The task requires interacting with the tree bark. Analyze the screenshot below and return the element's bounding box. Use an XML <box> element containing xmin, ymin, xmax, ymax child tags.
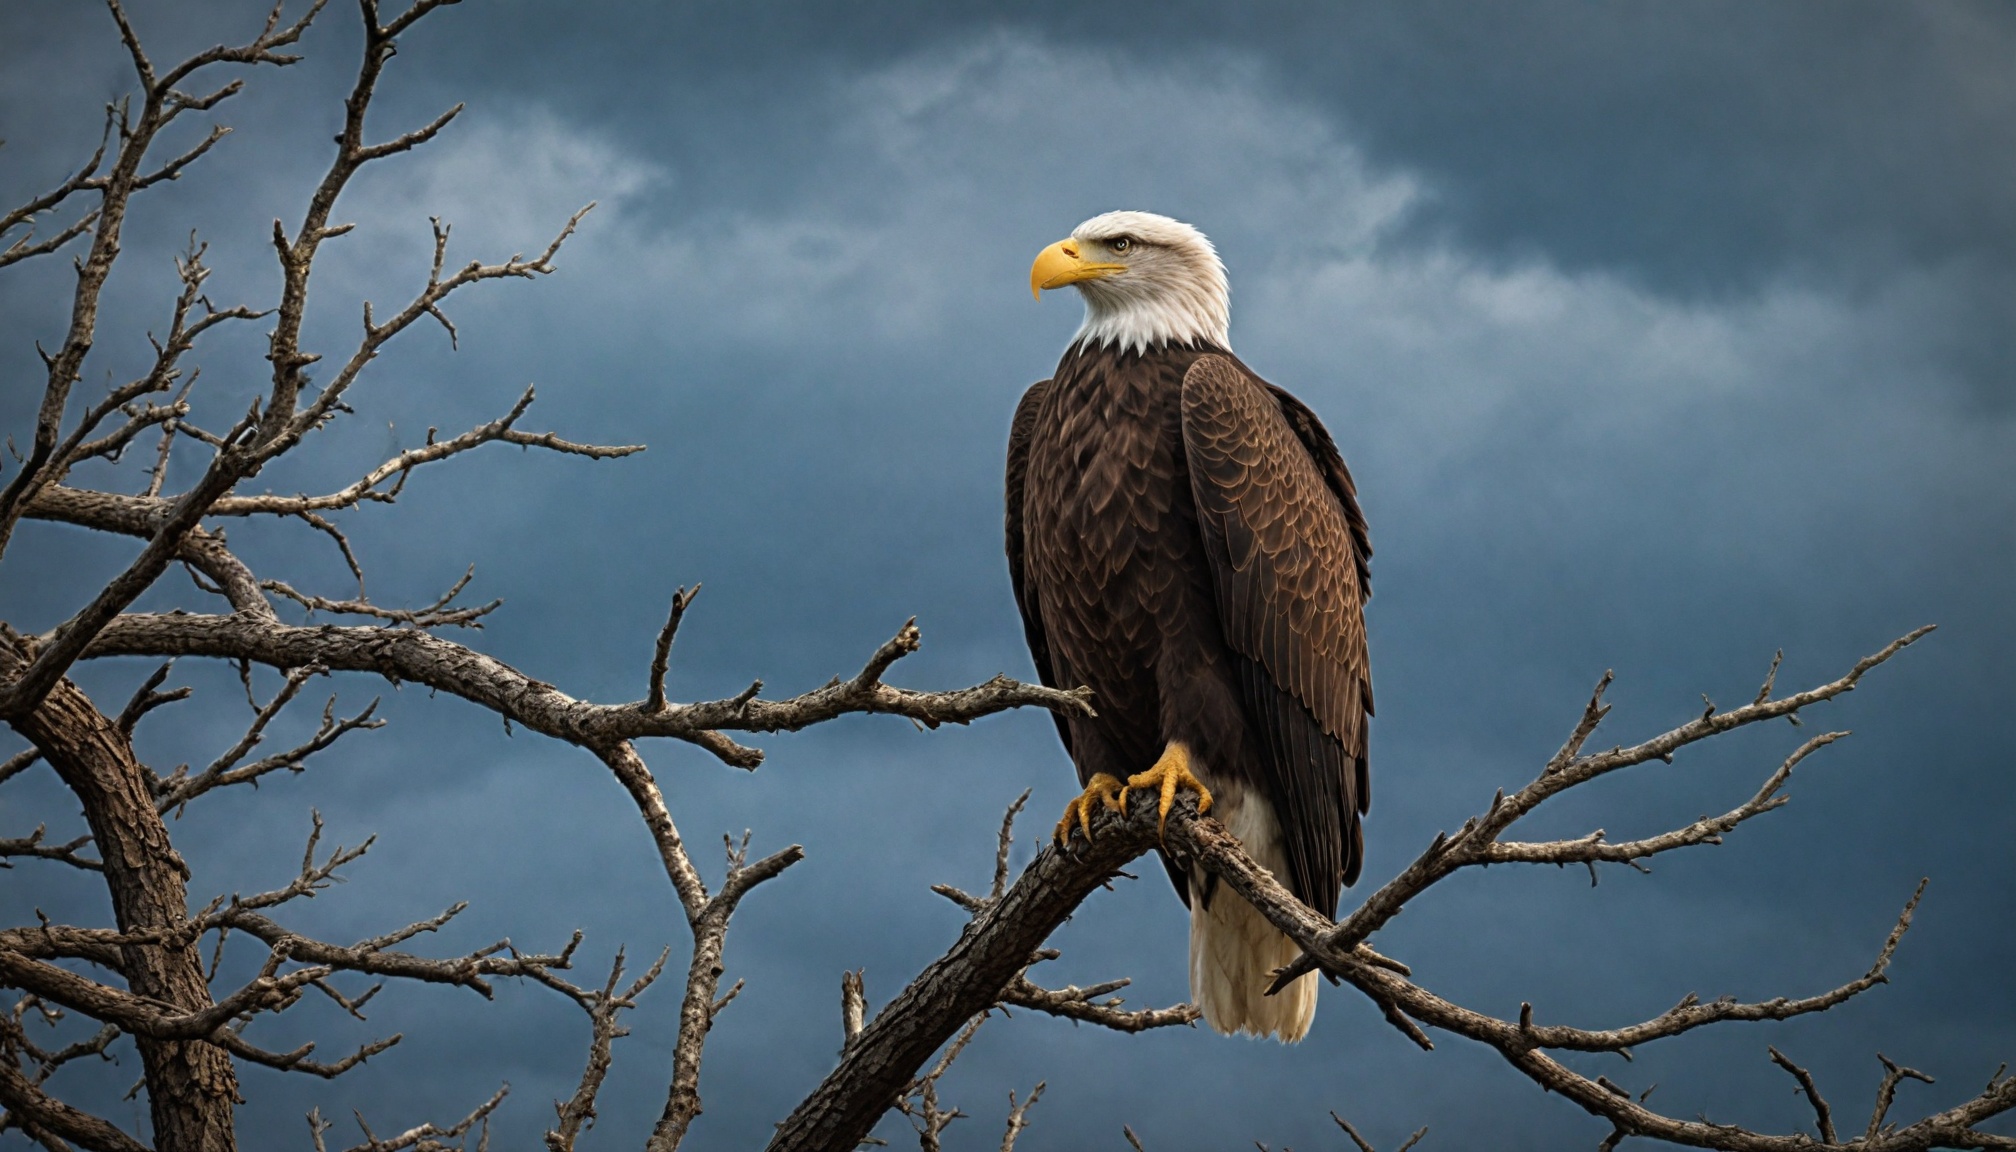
<box><xmin>764</xmin><ymin>816</ymin><xmax>1160</xmax><ymax>1152</ymax></box>
<box><xmin>3</xmin><ymin>639</ymin><xmax>238</xmax><ymax>1152</ymax></box>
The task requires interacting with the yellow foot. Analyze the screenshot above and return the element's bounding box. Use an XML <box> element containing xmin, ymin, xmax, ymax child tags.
<box><xmin>1054</xmin><ymin>773</ymin><xmax>1126</xmax><ymax>846</ymax></box>
<box><xmin>1120</xmin><ymin>742</ymin><xmax>1214</xmax><ymax>837</ymax></box>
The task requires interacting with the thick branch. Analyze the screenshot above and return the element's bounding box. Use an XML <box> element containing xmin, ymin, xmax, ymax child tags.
<box><xmin>0</xmin><ymin>945</ymin><xmax>313</xmax><ymax>1041</ymax></box>
<box><xmin>0</xmin><ymin>924</ymin><xmax>128</xmax><ymax>971</ymax></box>
<box><xmin>1160</xmin><ymin>800</ymin><xmax>2012</xmax><ymax>1151</ymax></box>
<box><xmin>23</xmin><ymin>486</ymin><xmax>273</xmax><ymax>617</ymax></box>
<box><xmin>0</xmin><ymin>1054</ymin><xmax>151</xmax><ymax>1152</ymax></box>
<box><xmin>1</xmin><ymin>637</ymin><xmax>237</xmax><ymax>1150</ymax></box>
<box><xmin>766</xmin><ymin>794</ymin><xmax>1170</xmax><ymax>1152</ymax></box>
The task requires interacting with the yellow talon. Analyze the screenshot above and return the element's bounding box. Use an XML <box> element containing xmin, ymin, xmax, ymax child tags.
<box><xmin>1120</xmin><ymin>742</ymin><xmax>1213</xmax><ymax>838</ymax></box>
<box><xmin>1053</xmin><ymin>773</ymin><xmax>1126</xmax><ymax>846</ymax></box>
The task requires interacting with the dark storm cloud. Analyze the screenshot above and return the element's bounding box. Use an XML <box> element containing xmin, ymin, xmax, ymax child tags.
<box><xmin>425</xmin><ymin>2</ymin><xmax>2016</xmax><ymax>282</ymax></box>
<box><xmin>2</xmin><ymin>3</ymin><xmax>2012</xmax><ymax>1150</ymax></box>
<box><xmin>419</xmin><ymin>0</ymin><xmax>2016</xmax><ymax>400</ymax></box>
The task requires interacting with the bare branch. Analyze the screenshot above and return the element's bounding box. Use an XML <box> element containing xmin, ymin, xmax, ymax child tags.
<box><xmin>257</xmin><ymin>0</ymin><xmax>464</xmax><ymax>449</ymax></box>
<box><xmin>260</xmin><ymin>203</ymin><xmax>597</xmax><ymax>461</ymax></box>
<box><xmin>264</xmin><ymin>568</ymin><xmax>501</xmax><ymax>629</ymax></box>
<box><xmin>1156</xmin><ymin>801</ymin><xmax>2015</xmax><ymax>1152</ymax></box>
<box><xmin>998</xmin><ymin>973</ymin><xmax>1199</xmax><ymax>1034</ymax></box>
<box><xmin>7</xmin><ymin>1015</ymin><xmax>123</xmax><ymax>1083</ymax></box>
<box><xmin>126</xmin><ymin>123</ymin><xmax>231</xmax><ymax>192</ymax></box>
<box><xmin>771</xmin><ymin>633</ymin><xmax>1993</xmax><ymax>1152</ymax></box>
<box><xmin>83</xmin><ymin>613</ymin><xmax>1094</xmax><ymax>769</ymax></box>
<box><xmin>1867</xmin><ymin>1053</ymin><xmax>1937</xmax><ymax>1142</ymax></box>
<box><xmin>23</xmin><ymin>486</ymin><xmax>275</xmax><ymax>617</ymax></box>
<box><xmin>0</xmin><ymin>0</ymin><xmax>314</xmax><ymax>561</ymax></box>
<box><xmin>0</xmin><ymin>826</ymin><xmax>102</xmax><ymax>872</ymax></box>
<box><xmin>1331</xmin><ymin>1113</ymin><xmax>1427</xmax><ymax>1152</ymax></box>
<box><xmin>0</xmin><ymin>1052</ymin><xmax>150</xmax><ymax>1152</ymax></box>
<box><xmin>0</xmin><ymin>207</ymin><xmax>100</xmax><ymax>269</ymax></box>
<box><xmin>646</xmin><ymin>822</ymin><xmax>805</xmax><ymax>1152</ymax></box>
<box><xmin>158</xmin><ymin>693</ymin><xmax>384</xmax><ymax>813</ymax></box>
<box><xmin>0</xmin><ymin>116</ymin><xmax>111</xmax><ymax>268</ymax></box>
<box><xmin>768</xmin><ymin>791</ymin><xmax>1177</xmax><ymax>1151</ymax></box>
<box><xmin>1544</xmin><ymin>670</ymin><xmax>1614</xmax><ymax>774</ymax></box>
<box><xmin>0</xmin><ymin>431</ymin><xmax>271</xmax><ymax>713</ymax></box>
<box><xmin>934</xmin><ymin>790</ymin><xmax>1030</xmax><ymax>914</ymax></box>
<box><xmin>213</xmin><ymin>1027</ymin><xmax>401</xmax><ymax>1079</ymax></box>
<box><xmin>1</xmin><ymin>901</ymin><xmax>579</xmax><ymax>1045</ymax></box>
<box><xmin>313</xmin><ymin>1082</ymin><xmax>507</xmax><ymax>1152</ymax></box>
<box><xmin>854</xmin><ymin>619</ymin><xmax>921</xmax><ymax>690</ymax></box>
<box><xmin>997</xmin><ymin>1082</ymin><xmax>1044</xmax><ymax>1152</ymax></box>
<box><xmin>0</xmin><ymin>944</ymin><xmax>302</xmax><ymax>1042</ymax></box>
<box><xmin>216</xmin><ymin>908</ymin><xmax>581</xmax><ymax>999</ymax></box>
<box><xmin>0</xmin><ymin>2</ymin><xmax>601</xmax><ymax>716</ymax></box>
<box><xmin>1434</xmin><ymin>878</ymin><xmax>1927</xmax><ymax>1057</ymax></box>
<box><xmin>112</xmin><ymin>660</ymin><xmax>190</xmax><ymax>735</ymax></box>
<box><xmin>0</xmin><ymin>924</ymin><xmax>128</xmax><ymax>972</ymax></box>
<box><xmin>992</xmin><ymin>790</ymin><xmax>1028</xmax><ymax>903</ymax></box>
<box><xmin>156</xmin><ymin>661</ymin><xmax>312</xmax><ymax>790</ymax></box>
<box><xmin>1273</xmin><ymin>630</ymin><xmax>1932</xmax><ymax>991</ymax></box>
<box><xmin>212</xmin><ymin>385</ymin><xmax>641</xmax><ymax>520</ymax></box>
<box><xmin>538</xmin><ymin>947</ymin><xmax>672</xmax><ymax>1152</ymax></box>
<box><xmin>0</xmin><ymin>747</ymin><xmax>42</xmax><ymax>786</ymax></box>
<box><xmin>648</xmin><ymin>585</ymin><xmax>701</xmax><ymax>713</ymax></box>
<box><xmin>892</xmin><ymin>1013</ymin><xmax>987</xmax><ymax>1152</ymax></box>
<box><xmin>594</xmin><ymin>742</ymin><xmax>712</xmax><ymax>918</ymax></box>
<box><xmin>841</xmin><ymin>970</ymin><xmax>866</xmax><ymax>1048</ymax></box>
<box><xmin>1767</xmin><ymin>1046</ymin><xmax>1836</xmax><ymax>1144</ymax></box>
<box><xmin>1484</xmin><ymin>731</ymin><xmax>1849</xmax><ymax>875</ymax></box>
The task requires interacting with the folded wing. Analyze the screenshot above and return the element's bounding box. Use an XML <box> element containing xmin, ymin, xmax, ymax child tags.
<box><xmin>1181</xmin><ymin>354</ymin><xmax>1373</xmax><ymax>914</ymax></box>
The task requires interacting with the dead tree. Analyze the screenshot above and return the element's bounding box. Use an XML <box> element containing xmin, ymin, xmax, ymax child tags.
<box><xmin>0</xmin><ymin>5</ymin><xmax>2007</xmax><ymax>1152</ymax></box>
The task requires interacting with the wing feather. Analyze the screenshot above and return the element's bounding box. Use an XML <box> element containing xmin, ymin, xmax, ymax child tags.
<box><xmin>1006</xmin><ymin>379</ymin><xmax>1073</xmax><ymax>755</ymax></box>
<box><xmin>1182</xmin><ymin>355</ymin><xmax>1372</xmax><ymax>912</ymax></box>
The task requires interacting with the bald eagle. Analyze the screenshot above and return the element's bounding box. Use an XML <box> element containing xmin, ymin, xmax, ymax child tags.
<box><xmin>1008</xmin><ymin>211</ymin><xmax>1372</xmax><ymax>1042</ymax></box>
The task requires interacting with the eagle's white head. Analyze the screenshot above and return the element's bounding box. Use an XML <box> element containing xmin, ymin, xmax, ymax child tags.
<box><xmin>1030</xmin><ymin>210</ymin><xmax>1230</xmax><ymax>356</ymax></box>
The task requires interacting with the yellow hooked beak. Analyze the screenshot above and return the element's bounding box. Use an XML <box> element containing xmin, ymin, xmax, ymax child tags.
<box><xmin>1030</xmin><ymin>238</ymin><xmax>1126</xmax><ymax>299</ymax></box>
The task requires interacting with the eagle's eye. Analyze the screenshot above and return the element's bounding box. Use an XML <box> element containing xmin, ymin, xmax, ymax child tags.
<box><xmin>1109</xmin><ymin>237</ymin><xmax>1133</xmax><ymax>254</ymax></box>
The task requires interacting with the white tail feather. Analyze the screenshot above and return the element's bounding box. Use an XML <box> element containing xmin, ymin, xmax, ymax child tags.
<box><xmin>1188</xmin><ymin>792</ymin><xmax>1318</xmax><ymax>1042</ymax></box>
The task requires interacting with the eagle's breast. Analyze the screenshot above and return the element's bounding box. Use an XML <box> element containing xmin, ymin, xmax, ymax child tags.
<box><xmin>1021</xmin><ymin>340</ymin><xmax>1221</xmax><ymax>775</ymax></box>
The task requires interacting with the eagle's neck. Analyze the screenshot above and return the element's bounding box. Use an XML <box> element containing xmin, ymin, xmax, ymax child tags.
<box><xmin>1073</xmin><ymin>276</ymin><xmax>1230</xmax><ymax>357</ymax></box>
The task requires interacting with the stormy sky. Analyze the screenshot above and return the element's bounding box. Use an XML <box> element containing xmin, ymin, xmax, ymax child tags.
<box><xmin>2</xmin><ymin>2</ymin><xmax>2012</xmax><ymax>1148</ymax></box>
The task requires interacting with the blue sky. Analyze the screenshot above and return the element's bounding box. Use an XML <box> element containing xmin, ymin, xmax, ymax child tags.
<box><xmin>2</xmin><ymin>3</ymin><xmax>2012</xmax><ymax>1148</ymax></box>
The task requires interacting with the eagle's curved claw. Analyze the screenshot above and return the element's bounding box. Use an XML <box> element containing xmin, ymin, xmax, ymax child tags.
<box><xmin>1121</xmin><ymin>742</ymin><xmax>1213</xmax><ymax>839</ymax></box>
<box><xmin>1053</xmin><ymin>773</ymin><xmax>1126</xmax><ymax>846</ymax></box>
